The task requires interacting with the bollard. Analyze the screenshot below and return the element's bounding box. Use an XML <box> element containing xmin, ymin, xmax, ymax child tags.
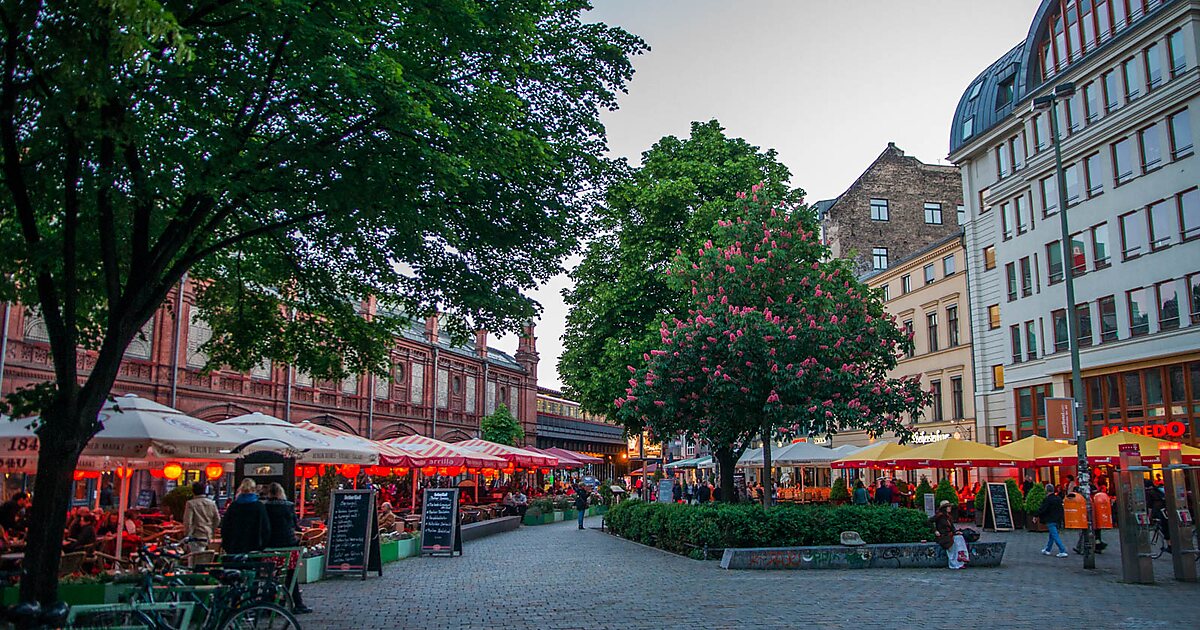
<box><xmin>1160</xmin><ymin>446</ymin><xmax>1197</xmax><ymax>582</ymax></box>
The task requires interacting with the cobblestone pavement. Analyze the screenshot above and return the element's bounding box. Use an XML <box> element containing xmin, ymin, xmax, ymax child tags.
<box><xmin>303</xmin><ymin>516</ymin><xmax>1200</xmax><ymax>630</ymax></box>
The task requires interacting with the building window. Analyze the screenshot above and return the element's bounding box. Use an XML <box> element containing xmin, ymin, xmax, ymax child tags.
<box><xmin>1189</xmin><ymin>273</ymin><xmax>1200</xmax><ymax>324</ymax></box>
<box><xmin>1102</xmin><ymin>70</ymin><xmax>1120</xmax><ymax>113</ymax></box>
<box><xmin>983</xmin><ymin>245</ymin><xmax>996</xmax><ymax>271</ymax></box>
<box><xmin>1145</xmin><ymin>43</ymin><xmax>1163</xmax><ymax>91</ymax></box>
<box><xmin>923</xmin><ymin>264</ymin><xmax>936</xmax><ymax>285</ymax></box>
<box><xmin>1139</xmin><ymin>123</ymin><xmax>1163</xmax><ymax>172</ymax></box>
<box><xmin>872</xmin><ymin>247</ymin><xmax>889</xmax><ymax>270</ymax></box>
<box><xmin>880</xmin><ymin>283</ymin><xmax>890</xmax><ymax>301</ymax></box>
<box><xmin>870</xmin><ymin>198</ymin><xmax>889</xmax><ymax>221</ymax></box>
<box><xmin>903</xmin><ymin>320</ymin><xmax>915</xmax><ymax>359</ymax></box>
<box><xmin>1015</xmin><ymin>384</ymin><xmax>1052</xmax><ymax>439</ymax></box>
<box><xmin>1015</xmin><ymin>195</ymin><xmax>1030</xmax><ymax>233</ymax></box>
<box><xmin>947</xmin><ymin>305</ymin><xmax>960</xmax><ymax>348</ymax></box>
<box><xmin>1052</xmin><ymin>308</ymin><xmax>1069</xmax><ymax>353</ymax></box>
<box><xmin>1001</xmin><ymin>201</ymin><xmax>1013</xmax><ymax>240</ymax></box>
<box><xmin>1112</xmin><ymin>137</ymin><xmax>1135</xmax><ymax>184</ymax></box>
<box><xmin>1046</xmin><ymin>242</ymin><xmax>1064</xmax><ymax>284</ymax></box>
<box><xmin>1098</xmin><ymin>295</ymin><xmax>1118</xmax><ymax>342</ymax></box>
<box><xmin>1084</xmin><ymin>152</ymin><xmax>1103</xmax><ymax>197</ymax></box>
<box><xmin>943</xmin><ymin>254</ymin><xmax>955</xmax><ymax>276</ymax></box>
<box><xmin>1082</xmin><ymin>81</ymin><xmax>1099</xmax><ymax>123</ymax></box>
<box><xmin>1070</xmin><ymin>232</ymin><xmax>1087</xmax><ymax>276</ymax></box>
<box><xmin>1034</xmin><ymin>113</ymin><xmax>1049</xmax><ymax>151</ymax></box>
<box><xmin>1040</xmin><ymin>175</ymin><xmax>1058</xmax><ymax>216</ymax></box>
<box><xmin>1076</xmin><ymin>303</ymin><xmax>1093</xmax><ymax>348</ymax></box>
<box><xmin>988</xmin><ymin>304</ymin><xmax>1001</xmax><ymax>329</ymax></box>
<box><xmin>1091</xmin><ymin>223</ymin><xmax>1110</xmax><ymax>268</ymax></box>
<box><xmin>924</xmin><ymin>203</ymin><xmax>943</xmax><ymax>225</ymax></box>
<box><xmin>1064</xmin><ymin>163</ymin><xmax>1081</xmax><ymax>205</ymax></box>
<box><xmin>1024</xmin><ymin>320</ymin><xmax>1038</xmax><ymax>361</ymax></box>
<box><xmin>957</xmin><ymin>205</ymin><xmax>966</xmax><ymax>225</ymax></box>
<box><xmin>1148</xmin><ymin>199</ymin><xmax>1175</xmax><ymax>250</ymax></box>
<box><xmin>1010</xmin><ymin>325</ymin><xmax>1023</xmax><ymax>364</ymax></box>
<box><xmin>1006</xmin><ymin>263</ymin><xmax>1018</xmax><ymax>302</ymax></box>
<box><xmin>927</xmin><ymin>312</ymin><xmax>939</xmax><ymax>353</ymax></box>
<box><xmin>1122</xmin><ymin>56</ymin><xmax>1142</xmax><ymax>101</ymax></box>
<box><xmin>951</xmin><ymin>377</ymin><xmax>964</xmax><ymax>420</ymax></box>
<box><xmin>1120</xmin><ymin>210</ymin><xmax>1148</xmax><ymax>259</ymax></box>
<box><xmin>1127</xmin><ymin>287</ymin><xmax>1151</xmax><ymax>337</ymax></box>
<box><xmin>930</xmin><ymin>380</ymin><xmax>944</xmax><ymax>423</ymax></box>
<box><xmin>996</xmin><ymin>145</ymin><xmax>1010</xmax><ymax>178</ymax></box>
<box><xmin>1168</xmin><ymin>29</ymin><xmax>1186</xmax><ymax>78</ymax></box>
<box><xmin>1157</xmin><ymin>280</ymin><xmax>1180</xmax><ymax>331</ymax></box>
<box><xmin>1180</xmin><ymin>188</ymin><xmax>1200</xmax><ymax>242</ymax></box>
<box><xmin>1019</xmin><ymin>257</ymin><xmax>1033</xmax><ymax>297</ymax></box>
<box><xmin>901</xmin><ymin>274</ymin><xmax>911</xmax><ymax>294</ymax></box>
<box><xmin>1012</xmin><ymin>134</ymin><xmax>1025</xmax><ymax>171</ymax></box>
<box><xmin>1169</xmin><ymin>109</ymin><xmax>1193</xmax><ymax>160</ymax></box>
<box><xmin>992</xmin><ymin>365</ymin><xmax>1005</xmax><ymax>390</ymax></box>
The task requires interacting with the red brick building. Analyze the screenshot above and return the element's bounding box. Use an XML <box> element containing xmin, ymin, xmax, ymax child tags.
<box><xmin>0</xmin><ymin>281</ymin><xmax>540</xmax><ymax>443</ymax></box>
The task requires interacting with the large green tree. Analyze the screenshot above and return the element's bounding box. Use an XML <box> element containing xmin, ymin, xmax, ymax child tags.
<box><xmin>559</xmin><ymin>120</ymin><xmax>799</xmax><ymax>419</ymax></box>
<box><xmin>480</xmin><ymin>403</ymin><xmax>524</xmax><ymax>447</ymax></box>
<box><xmin>615</xmin><ymin>187</ymin><xmax>929</xmax><ymax>503</ymax></box>
<box><xmin>0</xmin><ymin>0</ymin><xmax>644</xmax><ymax>602</ymax></box>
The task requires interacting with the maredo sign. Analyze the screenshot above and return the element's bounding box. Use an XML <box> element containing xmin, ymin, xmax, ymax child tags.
<box><xmin>1101</xmin><ymin>421</ymin><xmax>1188</xmax><ymax>439</ymax></box>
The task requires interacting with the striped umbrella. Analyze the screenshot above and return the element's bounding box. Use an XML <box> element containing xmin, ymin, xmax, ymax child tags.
<box><xmin>454</xmin><ymin>438</ymin><xmax>557</xmax><ymax>468</ymax></box>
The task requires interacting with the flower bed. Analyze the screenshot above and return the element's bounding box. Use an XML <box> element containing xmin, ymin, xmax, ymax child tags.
<box><xmin>605</xmin><ymin>500</ymin><xmax>934</xmax><ymax>559</ymax></box>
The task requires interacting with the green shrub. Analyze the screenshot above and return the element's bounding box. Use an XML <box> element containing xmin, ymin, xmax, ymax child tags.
<box><xmin>974</xmin><ymin>488</ymin><xmax>987</xmax><ymax>511</ymax></box>
<box><xmin>913</xmin><ymin>477</ymin><xmax>933</xmax><ymax>509</ymax></box>
<box><xmin>933</xmin><ymin>478</ymin><xmax>959</xmax><ymax>510</ymax></box>
<box><xmin>161</xmin><ymin>485</ymin><xmax>194</xmax><ymax>521</ymax></box>
<box><xmin>829</xmin><ymin>477</ymin><xmax>849</xmax><ymax>503</ymax></box>
<box><xmin>1023</xmin><ymin>482</ymin><xmax>1047</xmax><ymax>516</ymax></box>
<box><xmin>1004</xmin><ymin>478</ymin><xmax>1024</xmax><ymax>512</ymax></box>
<box><xmin>604</xmin><ymin>500</ymin><xmax>933</xmax><ymax>557</ymax></box>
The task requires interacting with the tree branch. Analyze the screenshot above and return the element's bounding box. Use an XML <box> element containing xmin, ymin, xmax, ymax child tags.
<box><xmin>123</xmin><ymin>139</ymin><xmax>152</xmax><ymax>267</ymax></box>
<box><xmin>180</xmin><ymin>208</ymin><xmax>329</xmax><ymax>271</ymax></box>
<box><xmin>96</xmin><ymin>122</ymin><xmax>122</xmax><ymax>306</ymax></box>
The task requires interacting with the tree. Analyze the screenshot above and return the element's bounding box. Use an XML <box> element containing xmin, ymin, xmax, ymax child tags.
<box><xmin>560</xmin><ymin>120</ymin><xmax>800</xmax><ymax>418</ymax></box>
<box><xmin>615</xmin><ymin>186</ymin><xmax>929</xmax><ymax>504</ymax></box>
<box><xmin>0</xmin><ymin>1</ymin><xmax>644</xmax><ymax>602</ymax></box>
<box><xmin>480</xmin><ymin>403</ymin><xmax>524</xmax><ymax>447</ymax></box>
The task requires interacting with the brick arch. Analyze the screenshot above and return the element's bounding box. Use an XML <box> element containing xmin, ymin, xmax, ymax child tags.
<box><xmin>440</xmin><ymin>428</ymin><xmax>473</xmax><ymax>443</ymax></box>
<box><xmin>189</xmin><ymin>402</ymin><xmax>256</xmax><ymax>422</ymax></box>
<box><xmin>375</xmin><ymin>422</ymin><xmax>420</xmax><ymax>441</ymax></box>
<box><xmin>301</xmin><ymin>414</ymin><xmax>359</xmax><ymax>436</ymax></box>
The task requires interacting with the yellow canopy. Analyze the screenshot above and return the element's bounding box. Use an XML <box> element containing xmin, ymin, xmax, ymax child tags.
<box><xmin>996</xmin><ymin>435</ymin><xmax>1069</xmax><ymax>461</ymax></box>
<box><xmin>1037</xmin><ymin>430</ymin><xmax>1200</xmax><ymax>465</ymax></box>
<box><xmin>893</xmin><ymin>438</ymin><xmax>1030</xmax><ymax>468</ymax></box>
<box><xmin>830</xmin><ymin>442</ymin><xmax>914</xmax><ymax>469</ymax></box>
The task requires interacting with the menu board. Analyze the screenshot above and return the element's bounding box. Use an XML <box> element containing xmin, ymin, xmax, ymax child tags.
<box><xmin>136</xmin><ymin>489</ymin><xmax>156</xmax><ymax>508</ymax></box>
<box><xmin>984</xmin><ymin>482</ymin><xmax>1014</xmax><ymax>532</ymax></box>
<box><xmin>420</xmin><ymin>488</ymin><xmax>462</xmax><ymax>557</ymax></box>
<box><xmin>323</xmin><ymin>489</ymin><xmax>382</xmax><ymax>579</ymax></box>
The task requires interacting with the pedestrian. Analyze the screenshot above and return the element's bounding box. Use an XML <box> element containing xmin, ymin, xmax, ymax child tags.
<box><xmin>573</xmin><ymin>483</ymin><xmax>589</xmax><ymax>529</ymax></box>
<box><xmin>1065</xmin><ymin>474</ymin><xmax>1078</xmax><ymax>494</ymax></box>
<box><xmin>683</xmin><ymin>482</ymin><xmax>694</xmax><ymax>504</ymax></box>
<box><xmin>696</xmin><ymin>482</ymin><xmax>711</xmax><ymax>504</ymax></box>
<box><xmin>183</xmin><ymin>482</ymin><xmax>220</xmax><ymax>554</ymax></box>
<box><xmin>99</xmin><ymin>483</ymin><xmax>114</xmax><ymax>510</ymax></box>
<box><xmin>220</xmin><ymin>478</ymin><xmax>271</xmax><ymax>554</ymax></box>
<box><xmin>263</xmin><ymin>483</ymin><xmax>312</xmax><ymax>615</ymax></box>
<box><xmin>932</xmin><ymin>500</ymin><xmax>966</xmax><ymax>569</ymax></box>
<box><xmin>0</xmin><ymin>491</ymin><xmax>30</xmax><ymax>539</ymax></box>
<box><xmin>852</xmin><ymin>480</ymin><xmax>869</xmax><ymax>505</ymax></box>
<box><xmin>873</xmin><ymin>479</ymin><xmax>893</xmax><ymax>505</ymax></box>
<box><xmin>672</xmin><ymin>480</ymin><xmax>683</xmax><ymax>504</ymax></box>
<box><xmin>1035</xmin><ymin>483</ymin><xmax>1068</xmax><ymax>557</ymax></box>
<box><xmin>1021</xmin><ymin>477</ymin><xmax>1035</xmax><ymax>497</ymax></box>
<box><xmin>888</xmin><ymin>479</ymin><xmax>902</xmax><ymax>508</ymax></box>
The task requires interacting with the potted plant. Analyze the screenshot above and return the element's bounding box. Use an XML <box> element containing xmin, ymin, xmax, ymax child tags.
<box><xmin>974</xmin><ymin>489</ymin><xmax>987</xmax><ymax>527</ymax></box>
<box><xmin>934</xmin><ymin>478</ymin><xmax>960</xmax><ymax>520</ymax></box>
<box><xmin>1005</xmin><ymin>478</ymin><xmax>1026</xmax><ymax>529</ymax></box>
<box><xmin>913</xmin><ymin>476</ymin><xmax>934</xmax><ymax>512</ymax></box>
<box><xmin>1023</xmin><ymin>483</ymin><xmax>1047</xmax><ymax>532</ymax></box>
<box><xmin>829</xmin><ymin>477</ymin><xmax>850</xmax><ymax>504</ymax></box>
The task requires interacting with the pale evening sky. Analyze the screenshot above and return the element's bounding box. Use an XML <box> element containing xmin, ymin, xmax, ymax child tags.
<box><xmin>498</xmin><ymin>0</ymin><xmax>1043</xmax><ymax>391</ymax></box>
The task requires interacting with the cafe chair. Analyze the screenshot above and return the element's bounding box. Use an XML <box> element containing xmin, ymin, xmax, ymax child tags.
<box><xmin>57</xmin><ymin>551</ymin><xmax>87</xmax><ymax>577</ymax></box>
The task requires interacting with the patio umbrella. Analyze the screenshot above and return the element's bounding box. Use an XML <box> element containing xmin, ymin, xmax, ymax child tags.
<box><xmin>772</xmin><ymin>442</ymin><xmax>842</xmax><ymax>466</ymax></box>
<box><xmin>734</xmin><ymin>447</ymin><xmax>763</xmax><ymax>468</ymax></box>
<box><xmin>995</xmin><ymin>435</ymin><xmax>1070</xmax><ymax>466</ymax></box>
<box><xmin>217</xmin><ymin>413</ymin><xmax>378</xmax><ymax>465</ymax></box>
<box><xmin>527</xmin><ymin>447</ymin><xmax>582</xmax><ymax>469</ymax></box>
<box><xmin>382</xmin><ymin>435</ymin><xmax>506</xmax><ymax>511</ymax></box>
<box><xmin>830</xmin><ymin>442</ymin><xmax>914</xmax><ymax>469</ymax></box>
<box><xmin>664</xmin><ymin>457</ymin><xmax>699</xmax><ymax>470</ymax></box>
<box><xmin>544</xmin><ymin>447</ymin><xmax>602</xmax><ymax>465</ymax></box>
<box><xmin>454</xmin><ymin>438</ymin><xmax>557</xmax><ymax>468</ymax></box>
<box><xmin>1034</xmin><ymin>430</ymin><xmax>1200</xmax><ymax>466</ymax></box>
<box><xmin>628</xmin><ymin>462</ymin><xmax>661</xmax><ymax>476</ymax></box>
<box><xmin>295</xmin><ymin>421</ymin><xmax>418</xmax><ymax>466</ymax></box>
<box><xmin>891</xmin><ymin>438</ymin><xmax>1029</xmax><ymax>469</ymax></box>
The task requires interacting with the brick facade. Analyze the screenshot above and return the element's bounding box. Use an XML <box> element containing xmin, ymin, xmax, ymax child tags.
<box><xmin>820</xmin><ymin>143</ymin><xmax>964</xmax><ymax>275</ymax></box>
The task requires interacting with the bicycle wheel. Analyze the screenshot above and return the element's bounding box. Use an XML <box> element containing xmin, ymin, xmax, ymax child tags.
<box><xmin>218</xmin><ymin>602</ymin><xmax>301</xmax><ymax>630</ymax></box>
<box><xmin>1149</xmin><ymin>529</ymin><xmax>1165</xmax><ymax>559</ymax></box>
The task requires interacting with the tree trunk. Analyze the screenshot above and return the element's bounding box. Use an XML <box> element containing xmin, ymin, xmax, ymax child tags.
<box><xmin>20</xmin><ymin>400</ymin><xmax>90</xmax><ymax>605</ymax></box>
<box><xmin>760</xmin><ymin>421</ymin><xmax>773</xmax><ymax>509</ymax></box>
<box><xmin>713</xmin><ymin>446</ymin><xmax>736</xmax><ymax>503</ymax></box>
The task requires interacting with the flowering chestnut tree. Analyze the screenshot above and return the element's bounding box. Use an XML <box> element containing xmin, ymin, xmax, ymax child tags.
<box><xmin>615</xmin><ymin>187</ymin><xmax>929</xmax><ymax>503</ymax></box>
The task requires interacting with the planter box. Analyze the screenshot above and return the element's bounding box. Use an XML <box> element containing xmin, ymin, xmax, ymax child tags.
<box><xmin>301</xmin><ymin>556</ymin><xmax>324</xmax><ymax>584</ymax></box>
<box><xmin>397</xmin><ymin>537</ymin><xmax>419</xmax><ymax>559</ymax></box>
<box><xmin>720</xmin><ymin>541</ymin><xmax>1007</xmax><ymax>570</ymax></box>
<box><xmin>57</xmin><ymin>583</ymin><xmax>108</xmax><ymax>606</ymax></box>
<box><xmin>553</xmin><ymin>510</ymin><xmax>565</xmax><ymax>522</ymax></box>
<box><xmin>380</xmin><ymin>540</ymin><xmax>400</xmax><ymax>563</ymax></box>
<box><xmin>522</xmin><ymin>512</ymin><xmax>543</xmax><ymax>526</ymax></box>
<box><xmin>562</xmin><ymin>509</ymin><xmax>577</xmax><ymax>522</ymax></box>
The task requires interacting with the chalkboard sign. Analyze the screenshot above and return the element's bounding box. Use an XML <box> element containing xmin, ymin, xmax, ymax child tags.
<box><xmin>420</xmin><ymin>488</ymin><xmax>462</xmax><ymax>557</ymax></box>
<box><xmin>983</xmin><ymin>482</ymin><xmax>1014</xmax><ymax>532</ymax></box>
<box><xmin>136</xmin><ymin>489</ymin><xmax>156</xmax><ymax>508</ymax></box>
<box><xmin>323</xmin><ymin>489</ymin><xmax>382</xmax><ymax>579</ymax></box>
<box><xmin>924</xmin><ymin>493</ymin><xmax>937</xmax><ymax>518</ymax></box>
<box><xmin>657</xmin><ymin>479</ymin><xmax>674</xmax><ymax>503</ymax></box>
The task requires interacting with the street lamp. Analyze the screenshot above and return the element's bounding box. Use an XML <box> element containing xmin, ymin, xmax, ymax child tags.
<box><xmin>1032</xmin><ymin>82</ymin><xmax>1096</xmax><ymax>570</ymax></box>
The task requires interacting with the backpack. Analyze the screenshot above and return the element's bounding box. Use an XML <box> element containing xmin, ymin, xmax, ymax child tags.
<box><xmin>958</xmin><ymin>527</ymin><xmax>980</xmax><ymax>543</ymax></box>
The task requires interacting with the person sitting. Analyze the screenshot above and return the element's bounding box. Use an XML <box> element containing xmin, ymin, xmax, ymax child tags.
<box><xmin>0</xmin><ymin>492</ymin><xmax>30</xmax><ymax>539</ymax></box>
<box><xmin>378</xmin><ymin>502</ymin><xmax>398</xmax><ymax>533</ymax></box>
<box><xmin>65</xmin><ymin>513</ymin><xmax>97</xmax><ymax>552</ymax></box>
<box><xmin>513</xmin><ymin>490</ymin><xmax>528</xmax><ymax>517</ymax></box>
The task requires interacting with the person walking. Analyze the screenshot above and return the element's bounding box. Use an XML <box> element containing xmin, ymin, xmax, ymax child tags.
<box><xmin>696</xmin><ymin>481</ymin><xmax>711</xmax><ymax>504</ymax></box>
<box><xmin>1034</xmin><ymin>483</ymin><xmax>1068</xmax><ymax>557</ymax></box>
<box><xmin>573</xmin><ymin>483</ymin><xmax>590</xmax><ymax>529</ymax></box>
<box><xmin>183</xmin><ymin>482</ymin><xmax>220</xmax><ymax>554</ymax></box>
<box><xmin>220</xmin><ymin>478</ymin><xmax>271</xmax><ymax>554</ymax></box>
<box><xmin>852</xmin><ymin>480</ymin><xmax>869</xmax><ymax>506</ymax></box>
<box><xmin>873</xmin><ymin>479</ymin><xmax>893</xmax><ymax>506</ymax></box>
<box><xmin>672</xmin><ymin>481</ymin><xmax>683</xmax><ymax>504</ymax></box>
<box><xmin>263</xmin><ymin>483</ymin><xmax>312</xmax><ymax>615</ymax></box>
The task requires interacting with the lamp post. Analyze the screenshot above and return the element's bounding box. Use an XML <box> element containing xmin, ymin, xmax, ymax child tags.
<box><xmin>1033</xmin><ymin>82</ymin><xmax>1096</xmax><ymax>569</ymax></box>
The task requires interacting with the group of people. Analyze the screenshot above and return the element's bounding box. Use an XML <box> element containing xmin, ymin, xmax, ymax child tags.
<box><xmin>663</xmin><ymin>479</ymin><xmax>721</xmax><ymax>503</ymax></box>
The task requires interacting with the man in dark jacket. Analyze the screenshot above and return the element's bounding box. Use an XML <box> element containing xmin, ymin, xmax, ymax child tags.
<box><xmin>1035</xmin><ymin>483</ymin><xmax>1068</xmax><ymax>557</ymax></box>
<box><xmin>696</xmin><ymin>482</ymin><xmax>711</xmax><ymax>504</ymax></box>
<box><xmin>221</xmin><ymin>479</ymin><xmax>271</xmax><ymax>555</ymax></box>
<box><xmin>873</xmin><ymin>479</ymin><xmax>893</xmax><ymax>505</ymax></box>
<box><xmin>573</xmin><ymin>483</ymin><xmax>589</xmax><ymax>530</ymax></box>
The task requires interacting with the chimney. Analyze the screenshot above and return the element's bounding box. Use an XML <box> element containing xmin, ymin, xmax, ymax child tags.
<box><xmin>475</xmin><ymin>329</ymin><xmax>488</xmax><ymax>359</ymax></box>
<box><xmin>424</xmin><ymin>313</ymin><xmax>439</xmax><ymax>344</ymax></box>
<box><xmin>517</xmin><ymin>323</ymin><xmax>536</xmax><ymax>354</ymax></box>
<box><xmin>887</xmin><ymin>141</ymin><xmax>904</xmax><ymax>156</ymax></box>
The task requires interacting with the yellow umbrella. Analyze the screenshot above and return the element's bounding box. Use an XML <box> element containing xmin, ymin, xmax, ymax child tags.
<box><xmin>1036</xmin><ymin>430</ymin><xmax>1200</xmax><ymax>466</ymax></box>
<box><xmin>830</xmin><ymin>442</ymin><xmax>914</xmax><ymax>469</ymax></box>
<box><xmin>892</xmin><ymin>438</ymin><xmax>1030</xmax><ymax>468</ymax></box>
<box><xmin>996</xmin><ymin>435</ymin><xmax>1069</xmax><ymax>467</ymax></box>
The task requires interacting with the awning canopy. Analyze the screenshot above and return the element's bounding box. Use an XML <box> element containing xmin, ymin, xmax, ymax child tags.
<box><xmin>527</xmin><ymin>446</ymin><xmax>582</xmax><ymax>468</ymax></box>
<box><xmin>1035</xmin><ymin>430</ymin><xmax>1200</xmax><ymax>466</ymax></box>
<box><xmin>995</xmin><ymin>435</ymin><xmax>1069</xmax><ymax>467</ymax></box>
<box><xmin>382</xmin><ymin>435</ymin><xmax>507</xmax><ymax>469</ymax></box>
<box><xmin>545</xmin><ymin>447</ymin><xmax>602</xmax><ymax>465</ymax></box>
<box><xmin>295</xmin><ymin>421</ymin><xmax>417</xmax><ymax>467</ymax></box>
<box><xmin>830</xmin><ymin>442</ymin><xmax>914</xmax><ymax>469</ymax></box>
<box><xmin>664</xmin><ymin>456</ymin><xmax>701</xmax><ymax>470</ymax></box>
<box><xmin>455</xmin><ymin>438</ymin><xmax>558</xmax><ymax>467</ymax></box>
<box><xmin>219</xmin><ymin>413</ymin><xmax>379</xmax><ymax>465</ymax></box>
<box><xmin>891</xmin><ymin>438</ymin><xmax>1029</xmax><ymax>469</ymax></box>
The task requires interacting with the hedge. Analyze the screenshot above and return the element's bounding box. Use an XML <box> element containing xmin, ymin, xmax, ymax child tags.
<box><xmin>605</xmin><ymin>500</ymin><xmax>934</xmax><ymax>559</ymax></box>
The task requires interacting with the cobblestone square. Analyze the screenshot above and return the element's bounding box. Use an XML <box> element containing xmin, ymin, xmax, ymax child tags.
<box><xmin>303</xmin><ymin>517</ymin><xmax>1200</xmax><ymax>629</ymax></box>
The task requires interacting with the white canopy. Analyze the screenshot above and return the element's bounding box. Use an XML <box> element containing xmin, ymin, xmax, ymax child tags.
<box><xmin>218</xmin><ymin>413</ymin><xmax>378</xmax><ymax>465</ymax></box>
<box><xmin>735</xmin><ymin>442</ymin><xmax>842</xmax><ymax>467</ymax></box>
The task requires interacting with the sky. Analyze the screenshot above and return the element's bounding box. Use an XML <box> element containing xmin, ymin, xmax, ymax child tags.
<box><xmin>497</xmin><ymin>0</ymin><xmax>1044</xmax><ymax>391</ymax></box>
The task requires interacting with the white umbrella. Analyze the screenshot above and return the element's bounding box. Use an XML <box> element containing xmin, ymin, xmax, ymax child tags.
<box><xmin>772</xmin><ymin>442</ymin><xmax>841</xmax><ymax>466</ymax></box>
<box><xmin>217</xmin><ymin>413</ymin><xmax>378</xmax><ymax>465</ymax></box>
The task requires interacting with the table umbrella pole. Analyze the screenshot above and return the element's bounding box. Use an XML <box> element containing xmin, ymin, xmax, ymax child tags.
<box><xmin>411</xmin><ymin>470</ymin><xmax>417</xmax><ymax>513</ymax></box>
<box><xmin>299</xmin><ymin>477</ymin><xmax>306</xmax><ymax>519</ymax></box>
<box><xmin>115</xmin><ymin>468</ymin><xmax>130</xmax><ymax>561</ymax></box>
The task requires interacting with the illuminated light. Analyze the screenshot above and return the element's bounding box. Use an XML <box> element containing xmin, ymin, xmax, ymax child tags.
<box><xmin>205</xmin><ymin>464</ymin><xmax>225</xmax><ymax>480</ymax></box>
<box><xmin>337</xmin><ymin>464</ymin><xmax>360</xmax><ymax>478</ymax></box>
<box><xmin>1101</xmin><ymin>421</ymin><xmax>1187</xmax><ymax>438</ymax></box>
<box><xmin>446</xmin><ymin>466</ymin><xmax>463</xmax><ymax>476</ymax></box>
<box><xmin>540</xmin><ymin>468</ymin><xmax>550</xmax><ymax>475</ymax></box>
<box><xmin>300</xmin><ymin>465</ymin><xmax>319</xmax><ymax>479</ymax></box>
<box><xmin>162</xmin><ymin>463</ymin><xmax>183</xmax><ymax>480</ymax></box>
<box><xmin>73</xmin><ymin>470</ymin><xmax>86</xmax><ymax>481</ymax></box>
<box><xmin>465</xmin><ymin>468</ymin><xmax>478</xmax><ymax>475</ymax></box>
<box><xmin>84</xmin><ymin>471</ymin><xmax>101</xmax><ymax>479</ymax></box>
<box><xmin>149</xmin><ymin>468</ymin><xmax>165</xmax><ymax>479</ymax></box>
<box><xmin>393</xmin><ymin>467</ymin><xmax>410</xmax><ymax>476</ymax></box>
<box><xmin>115</xmin><ymin>466</ymin><xmax>131</xmax><ymax>479</ymax></box>
<box><xmin>421</xmin><ymin>466</ymin><xmax>438</xmax><ymax>477</ymax></box>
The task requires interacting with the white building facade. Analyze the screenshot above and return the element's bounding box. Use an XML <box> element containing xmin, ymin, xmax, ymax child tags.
<box><xmin>950</xmin><ymin>0</ymin><xmax>1200</xmax><ymax>447</ymax></box>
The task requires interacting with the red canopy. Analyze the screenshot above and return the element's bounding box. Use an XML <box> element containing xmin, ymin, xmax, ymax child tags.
<box><xmin>382</xmin><ymin>435</ymin><xmax>506</xmax><ymax>469</ymax></box>
<box><xmin>629</xmin><ymin>463</ymin><xmax>661</xmax><ymax>476</ymax></box>
<box><xmin>547</xmin><ymin>447</ymin><xmax>603</xmax><ymax>465</ymax></box>
<box><xmin>527</xmin><ymin>447</ymin><xmax>582</xmax><ymax>469</ymax></box>
<box><xmin>454</xmin><ymin>438</ymin><xmax>557</xmax><ymax>467</ymax></box>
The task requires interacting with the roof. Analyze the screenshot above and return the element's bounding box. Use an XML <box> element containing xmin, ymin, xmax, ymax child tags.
<box><xmin>535</xmin><ymin>414</ymin><xmax>626</xmax><ymax>445</ymax></box>
<box><xmin>821</xmin><ymin>143</ymin><xmax>956</xmax><ymax>220</ymax></box>
<box><xmin>812</xmin><ymin>199</ymin><xmax>837</xmax><ymax>222</ymax></box>
<box><xmin>396</xmin><ymin>317</ymin><xmax>523</xmax><ymax>371</ymax></box>
<box><xmin>857</xmin><ymin>229</ymin><xmax>963</xmax><ymax>282</ymax></box>
<box><xmin>950</xmin><ymin>0</ymin><xmax>1180</xmax><ymax>155</ymax></box>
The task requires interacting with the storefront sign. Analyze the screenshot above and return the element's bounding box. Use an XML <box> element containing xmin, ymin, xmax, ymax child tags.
<box><xmin>996</xmin><ymin>428</ymin><xmax>1014</xmax><ymax>447</ymax></box>
<box><xmin>910</xmin><ymin>430</ymin><xmax>952</xmax><ymax>445</ymax></box>
<box><xmin>1101</xmin><ymin>421</ymin><xmax>1188</xmax><ymax>438</ymax></box>
<box><xmin>1044</xmin><ymin>397</ymin><xmax>1073</xmax><ymax>440</ymax></box>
